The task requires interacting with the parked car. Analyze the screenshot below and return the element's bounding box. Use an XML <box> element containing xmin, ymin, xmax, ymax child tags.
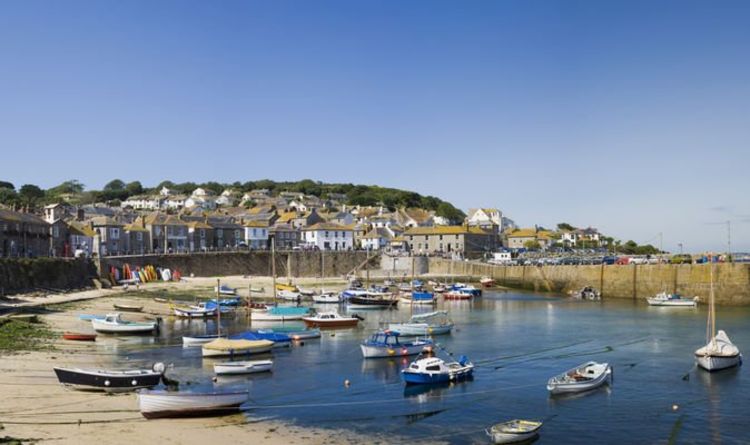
<box><xmin>670</xmin><ymin>254</ymin><xmax>693</xmax><ymax>264</ymax></box>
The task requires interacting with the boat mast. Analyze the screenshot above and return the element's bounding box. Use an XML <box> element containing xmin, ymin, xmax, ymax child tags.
<box><xmin>365</xmin><ymin>247</ymin><xmax>370</xmax><ymax>289</ymax></box>
<box><xmin>216</xmin><ymin>278</ymin><xmax>222</xmax><ymax>337</ymax></box>
<box><xmin>271</xmin><ymin>237</ymin><xmax>277</xmax><ymax>302</ymax></box>
<box><xmin>708</xmin><ymin>260</ymin><xmax>716</xmax><ymax>346</ymax></box>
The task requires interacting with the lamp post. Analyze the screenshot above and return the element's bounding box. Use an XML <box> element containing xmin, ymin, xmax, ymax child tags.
<box><xmin>678</xmin><ymin>243</ymin><xmax>683</xmax><ymax>255</ymax></box>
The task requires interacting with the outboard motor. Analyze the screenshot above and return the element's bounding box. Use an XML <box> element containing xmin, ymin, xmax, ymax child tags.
<box><xmin>458</xmin><ymin>355</ymin><xmax>469</xmax><ymax>366</ymax></box>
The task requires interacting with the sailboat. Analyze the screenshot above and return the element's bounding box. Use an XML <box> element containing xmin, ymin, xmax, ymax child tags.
<box><xmin>694</xmin><ymin>261</ymin><xmax>742</xmax><ymax>372</ymax></box>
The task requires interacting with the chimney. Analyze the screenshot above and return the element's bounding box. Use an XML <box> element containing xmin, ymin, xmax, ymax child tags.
<box><xmin>76</xmin><ymin>208</ymin><xmax>84</xmax><ymax>221</ymax></box>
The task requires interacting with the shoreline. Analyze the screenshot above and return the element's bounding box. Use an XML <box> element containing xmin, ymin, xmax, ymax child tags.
<box><xmin>0</xmin><ymin>278</ymin><xmax>421</xmax><ymax>445</ymax></box>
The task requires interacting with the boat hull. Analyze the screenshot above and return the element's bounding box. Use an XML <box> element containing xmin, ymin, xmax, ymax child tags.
<box><xmin>202</xmin><ymin>344</ymin><xmax>273</xmax><ymax>357</ymax></box>
<box><xmin>402</xmin><ymin>368</ymin><xmax>473</xmax><ymax>385</ymax></box>
<box><xmin>174</xmin><ymin>308</ymin><xmax>217</xmax><ymax>318</ymax></box>
<box><xmin>695</xmin><ymin>353</ymin><xmax>742</xmax><ymax>371</ymax></box>
<box><xmin>302</xmin><ymin>318</ymin><xmax>359</xmax><ymax>328</ymax></box>
<box><xmin>360</xmin><ymin>342</ymin><xmax>431</xmax><ymax>358</ymax></box>
<box><xmin>388</xmin><ymin>324</ymin><xmax>453</xmax><ymax>336</ymax></box>
<box><xmin>647</xmin><ymin>299</ymin><xmax>697</xmax><ymax>307</ymax></box>
<box><xmin>62</xmin><ymin>332</ymin><xmax>97</xmax><ymax>341</ymax></box>
<box><xmin>91</xmin><ymin>320</ymin><xmax>156</xmax><ymax>334</ymax></box>
<box><xmin>54</xmin><ymin>367</ymin><xmax>161</xmax><ymax>393</ymax></box>
<box><xmin>138</xmin><ymin>391</ymin><xmax>249</xmax><ymax>419</ymax></box>
<box><xmin>182</xmin><ymin>335</ymin><xmax>223</xmax><ymax>346</ymax></box>
<box><xmin>113</xmin><ymin>304</ymin><xmax>144</xmax><ymax>312</ymax></box>
<box><xmin>214</xmin><ymin>360</ymin><xmax>273</xmax><ymax>375</ymax></box>
<box><xmin>547</xmin><ymin>364</ymin><xmax>612</xmax><ymax>394</ymax></box>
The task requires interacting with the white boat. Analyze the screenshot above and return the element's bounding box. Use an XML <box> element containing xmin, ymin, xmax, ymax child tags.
<box><xmin>312</xmin><ymin>292</ymin><xmax>341</xmax><ymax>304</ymax></box>
<box><xmin>360</xmin><ymin>331</ymin><xmax>433</xmax><ymax>358</ymax></box>
<box><xmin>547</xmin><ymin>361</ymin><xmax>612</xmax><ymax>394</ymax></box>
<box><xmin>214</xmin><ymin>285</ymin><xmax>237</xmax><ymax>296</ymax></box>
<box><xmin>297</xmin><ymin>287</ymin><xmax>316</xmax><ymax>297</ymax></box>
<box><xmin>389</xmin><ymin>311</ymin><xmax>454</xmax><ymax>336</ymax></box>
<box><xmin>201</xmin><ymin>338</ymin><xmax>274</xmax><ymax>357</ymax></box>
<box><xmin>695</xmin><ymin>264</ymin><xmax>742</xmax><ymax>371</ymax></box>
<box><xmin>91</xmin><ymin>313</ymin><xmax>157</xmax><ymax>334</ymax></box>
<box><xmin>276</xmin><ymin>289</ymin><xmax>301</xmax><ymax>301</ymax></box>
<box><xmin>486</xmin><ymin>419</ymin><xmax>543</xmax><ymax>444</ymax></box>
<box><xmin>213</xmin><ymin>360</ymin><xmax>273</xmax><ymax>375</ymax></box>
<box><xmin>182</xmin><ymin>334</ymin><xmax>224</xmax><ymax>346</ymax></box>
<box><xmin>572</xmin><ymin>286</ymin><xmax>601</xmax><ymax>301</ymax></box>
<box><xmin>647</xmin><ymin>292</ymin><xmax>698</xmax><ymax>307</ymax></box>
<box><xmin>174</xmin><ymin>303</ymin><xmax>217</xmax><ymax>318</ymax></box>
<box><xmin>402</xmin><ymin>356</ymin><xmax>474</xmax><ymax>384</ymax></box>
<box><xmin>138</xmin><ymin>390</ymin><xmax>249</xmax><ymax>419</ymax></box>
<box><xmin>256</xmin><ymin>328</ymin><xmax>321</xmax><ymax>340</ymax></box>
<box><xmin>399</xmin><ymin>292</ymin><xmax>437</xmax><ymax>306</ymax></box>
<box><xmin>302</xmin><ymin>310</ymin><xmax>360</xmax><ymax>328</ymax></box>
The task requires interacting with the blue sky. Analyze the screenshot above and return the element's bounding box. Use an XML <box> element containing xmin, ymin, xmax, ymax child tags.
<box><xmin>1</xmin><ymin>1</ymin><xmax>749</xmax><ymax>252</ymax></box>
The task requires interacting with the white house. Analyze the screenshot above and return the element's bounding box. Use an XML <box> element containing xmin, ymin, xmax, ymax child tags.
<box><xmin>361</xmin><ymin>227</ymin><xmax>392</xmax><ymax>251</ymax></box>
<box><xmin>185</xmin><ymin>196</ymin><xmax>217</xmax><ymax>210</ymax></box>
<box><xmin>159</xmin><ymin>186</ymin><xmax>172</xmax><ymax>196</ymax></box>
<box><xmin>191</xmin><ymin>187</ymin><xmax>215</xmax><ymax>198</ymax></box>
<box><xmin>466</xmin><ymin>208</ymin><xmax>503</xmax><ymax>228</ymax></box>
<box><xmin>288</xmin><ymin>200</ymin><xmax>308</xmax><ymax>212</ymax></box>
<box><xmin>121</xmin><ymin>195</ymin><xmax>162</xmax><ymax>210</ymax></box>
<box><xmin>216</xmin><ymin>189</ymin><xmax>238</xmax><ymax>207</ymax></box>
<box><xmin>164</xmin><ymin>195</ymin><xmax>187</xmax><ymax>209</ymax></box>
<box><xmin>244</xmin><ymin>220</ymin><xmax>269</xmax><ymax>249</ymax></box>
<box><xmin>301</xmin><ymin>222</ymin><xmax>353</xmax><ymax>250</ymax></box>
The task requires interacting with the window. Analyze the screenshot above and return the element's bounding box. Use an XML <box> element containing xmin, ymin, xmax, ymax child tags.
<box><xmin>456</xmin><ymin>235</ymin><xmax>459</xmax><ymax>239</ymax></box>
<box><xmin>200</xmin><ymin>229</ymin><xmax>205</xmax><ymax>238</ymax></box>
<box><xmin>154</xmin><ymin>226</ymin><xmax>161</xmax><ymax>236</ymax></box>
<box><xmin>110</xmin><ymin>228</ymin><xmax>120</xmax><ymax>239</ymax></box>
<box><xmin>325</xmin><ymin>231</ymin><xmax>329</xmax><ymax>237</ymax></box>
<box><xmin>439</xmin><ymin>235</ymin><xmax>443</xmax><ymax>240</ymax></box>
<box><xmin>52</xmin><ymin>226</ymin><xmax>59</xmax><ymax>237</ymax></box>
<box><xmin>136</xmin><ymin>232</ymin><xmax>143</xmax><ymax>241</ymax></box>
<box><xmin>235</xmin><ymin>230</ymin><xmax>241</xmax><ymax>240</ymax></box>
<box><xmin>217</xmin><ymin>230</ymin><xmax>223</xmax><ymax>238</ymax></box>
<box><xmin>426</xmin><ymin>365</ymin><xmax>441</xmax><ymax>371</ymax></box>
<box><xmin>253</xmin><ymin>229</ymin><xmax>257</xmax><ymax>237</ymax></box>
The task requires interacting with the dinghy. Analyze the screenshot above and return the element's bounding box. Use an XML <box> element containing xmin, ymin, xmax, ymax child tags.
<box><xmin>389</xmin><ymin>311</ymin><xmax>454</xmax><ymax>336</ymax></box>
<box><xmin>214</xmin><ymin>285</ymin><xmax>237</xmax><ymax>296</ymax></box>
<box><xmin>572</xmin><ymin>286</ymin><xmax>601</xmax><ymax>301</ymax></box>
<box><xmin>695</xmin><ymin>263</ymin><xmax>741</xmax><ymax>371</ymax></box>
<box><xmin>62</xmin><ymin>332</ymin><xmax>97</xmax><ymax>341</ymax></box>
<box><xmin>138</xmin><ymin>390</ymin><xmax>249</xmax><ymax>419</ymax></box>
<box><xmin>480</xmin><ymin>277</ymin><xmax>495</xmax><ymax>288</ymax></box>
<box><xmin>399</xmin><ymin>291</ymin><xmax>436</xmax><ymax>306</ymax></box>
<box><xmin>53</xmin><ymin>363</ymin><xmax>164</xmax><ymax>393</ymax></box>
<box><xmin>201</xmin><ymin>338</ymin><xmax>274</xmax><ymax>357</ymax></box>
<box><xmin>312</xmin><ymin>292</ymin><xmax>341</xmax><ymax>304</ymax></box>
<box><xmin>443</xmin><ymin>289</ymin><xmax>474</xmax><ymax>300</ymax></box>
<box><xmin>113</xmin><ymin>303</ymin><xmax>144</xmax><ymax>312</ymax></box>
<box><xmin>360</xmin><ymin>331</ymin><xmax>433</xmax><ymax>358</ymax></box>
<box><xmin>213</xmin><ymin>360</ymin><xmax>273</xmax><ymax>375</ymax></box>
<box><xmin>402</xmin><ymin>356</ymin><xmax>474</xmax><ymax>385</ymax></box>
<box><xmin>91</xmin><ymin>313</ymin><xmax>157</xmax><ymax>334</ymax></box>
<box><xmin>276</xmin><ymin>289</ymin><xmax>301</xmax><ymax>301</ymax></box>
<box><xmin>173</xmin><ymin>302</ymin><xmax>216</xmax><ymax>318</ymax></box>
<box><xmin>347</xmin><ymin>294</ymin><xmax>398</xmax><ymax>309</ymax></box>
<box><xmin>486</xmin><ymin>419</ymin><xmax>543</xmax><ymax>444</ymax></box>
<box><xmin>302</xmin><ymin>310</ymin><xmax>360</xmax><ymax>328</ymax></box>
<box><xmin>547</xmin><ymin>361</ymin><xmax>612</xmax><ymax>394</ymax></box>
<box><xmin>182</xmin><ymin>334</ymin><xmax>224</xmax><ymax>346</ymax></box>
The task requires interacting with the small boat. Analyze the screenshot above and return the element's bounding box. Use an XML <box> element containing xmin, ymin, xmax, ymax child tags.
<box><xmin>201</xmin><ymin>338</ymin><xmax>275</xmax><ymax>357</ymax></box>
<box><xmin>249</xmin><ymin>287</ymin><xmax>265</xmax><ymax>294</ymax></box>
<box><xmin>383</xmin><ymin>279</ymin><xmax>396</xmax><ymax>287</ymax></box>
<box><xmin>547</xmin><ymin>361</ymin><xmax>612</xmax><ymax>394</ymax></box>
<box><xmin>230</xmin><ymin>331</ymin><xmax>291</xmax><ymax>348</ymax></box>
<box><xmin>251</xmin><ymin>306</ymin><xmax>310</xmax><ymax>321</ymax></box>
<box><xmin>450</xmin><ymin>283</ymin><xmax>482</xmax><ymax>296</ymax></box>
<box><xmin>443</xmin><ymin>289</ymin><xmax>473</xmax><ymax>300</ymax></box>
<box><xmin>256</xmin><ymin>327</ymin><xmax>321</xmax><ymax>340</ymax></box>
<box><xmin>276</xmin><ymin>289</ymin><xmax>301</xmax><ymax>301</ymax></box>
<box><xmin>433</xmin><ymin>285</ymin><xmax>447</xmax><ymax>293</ymax></box>
<box><xmin>275</xmin><ymin>283</ymin><xmax>298</xmax><ymax>292</ymax></box>
<box><xmin>79</xmin><ymin>314</ymin><xmax>105</xmax><ymax>321</ymax></box>
<box><xmin>214</xmin><ymin>360</ymin><xmax>273</xmax><ymax>375</ymax></box>
<box><xmin>389</xmin><ymin>311</ymin><xmax>454</xmax><ymax>336</ymax></box>
<box><xmin>302</xmin><ymin>310</ymin><xmax>360</xmax><ymax>328</ymax></box>
<box><xmin>695</xmin><ymin>263</ymin><xmax>742</xmax><ymax>371</ymax></box>
<box><xmin>647</xmin><ymin>292</ymin><xmax>698</xmax><ymax>307</ymax></box>
<box><xmin>62</xmin><ymin>332</ymin><xmax>97</xmax><ymax>341</ymax></box>
<box><xmin>214</xmin><ymin>285</ymin><xmax>237</xmax><ymax>296</ymax></box>
<box><xmin>695</xmin><ymin>330</ymin><xmax>742</xmax><ymax>371</ymax></box>
<box><xmin>297</xmin><ymin>287</ymin><xmax>316</xmax><ymax>297</ymax></box>
<box><xmin>402</xmin><ymin>356</ymin><xmax>474</xmax><ymax>385</ymax></box>
<box><xmin>572</xmin><ymin>286</ymin><xmax>601</xmax><ymax>301</ymax></box>
<box><xmin>113</xmin><ymin>303</ymin><xmax>144</xmax><ymax>312</ymax></box>
<box><xmin>486</xmin><ymin>420</ymin><xmax>543</xmax><ymax>444</ymax></box>
<box><xmin>91</xmin><ymin>313</ymin><xmax>157</xmax><ymax>334</ymax></box>
<box><xmin>480</xmin><ymin>276</ymin><xmax>495</xmax><ymax>288</ymax></box>
<box><xmin>174</xmin><ymin>303</ymin><xmax>217</xmax><ymax>318</ymax></box>
<box><xmin>53</xmin><ymin>363</ymin><xmax>165</xmax><ymax>393</ymax></box>
<box><xmin>153</xmin><ymin>297</ymin><xmax>168</xmax><ymax>303</ymax></box>
<box><xmin>138</xmin><ymin>390</ymin><xmax>249</xmax><ymax>419</ymax></box>
<box><xmin>399</xmin><ymin>291</ymin><xmax>436</xmax><ymax>306</ymax></box>
<box><xmin>312</xmin><ymin>292</ymin><xmax>341</xmax><ymax>304</ymax></box>
<box><xmin>182</xmin><ymin>334</ymin><xmax>224</xmax><ymax>346</ymax></box>
<box><xmin>347</xmin><ymin>295</ymin><xmax>398</xmax><ymax>309</ymax></box>
<box><xmin>360</xmin><ymin>331</ymin><xmax>433</xmax><ymax>358</ymax></box>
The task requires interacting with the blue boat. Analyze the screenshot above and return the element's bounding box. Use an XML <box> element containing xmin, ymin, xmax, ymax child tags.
<box><xmin>449</xmin><ymin>283</ymin><xmax>482</xmax><ymax>297</ymax></box>
<box><xmin>402</xmin><ymin>355</ymin><xmax>474</xmax><ymax>385</ymax></box>
<box><xmin>230</xmin><ymin>330</ymin><xmax>292</xmax><ymax>348</ymax></box>
<box><xmin>360</xmin><ymin>331</ymin><xmax>433</xmax><ymax>358</ymax></box>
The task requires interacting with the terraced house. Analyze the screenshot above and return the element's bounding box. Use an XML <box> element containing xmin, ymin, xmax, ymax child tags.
<box><xmin>0</xmin><ymin>209</ymin><xmax>50</xmax><ymax>257</ymax></box>
<box><xmin>403</xmin><ymin>225</ymin><xmax>495</xmax><ymax>258</ymax></box>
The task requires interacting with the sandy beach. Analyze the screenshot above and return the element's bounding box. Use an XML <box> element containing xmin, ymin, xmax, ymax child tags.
<box><xmin>0</xmin><ymin>276</ymin><xmax>401</xmax><ymax>445</ymax></box>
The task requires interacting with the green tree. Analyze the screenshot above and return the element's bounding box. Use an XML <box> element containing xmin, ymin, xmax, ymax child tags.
<box><xmin>19</xmin><ymin>184</ymin><xmax>45</xmax><ymax>207</ymax></box>
<box><xmin>436</xmin><ymin>202</ymin><xmax>466</xmax><ymax>224</ymax></box>
<box><xmin>47</xmin><ymin>180</ymin><xmax>84</xmax><ymax>196</ymax></box>
<box><xmin>557</xmin><ymin>222</ymin><xmax>576</xmax><ymax>231</ymax></box>
<box><xmin>103</xmin><ymin>179</ymin><xmax>126</xmax><ymax>191</ymax></box>
<box><xmin>0</xmin><ymin>188</ymin><xmax>19</xmax><ymax>207</ymax></box>
<box><xmin>0</xmin><ymin>181</ymin><xmax>14</xmax><ymax>190</ymax></box>
<box><xmin>524</xmin><ymin>240</ymin><xmax>542</xmax><ymax>250</ymax></box>
<box><xmin>125</xmin><ymin>181</ymin><xmax>143</xmax><ymax>196</ymax></box>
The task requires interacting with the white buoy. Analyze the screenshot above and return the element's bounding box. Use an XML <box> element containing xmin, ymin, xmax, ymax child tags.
<box><xmin>344</xmin><ymin>379</ymin><xmax>351</xmax><ymax>387</ymax></box>
<box><xmin>672</xmin><ymin>404</ymin><xmax>679</xmax><ymax>411</ymax></box>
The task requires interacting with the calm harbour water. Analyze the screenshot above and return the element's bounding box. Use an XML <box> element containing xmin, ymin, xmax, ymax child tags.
<box><xmin>118</xmin><ymin>290</ymin><xmax>749</xmax><ymax>444</ymax></box>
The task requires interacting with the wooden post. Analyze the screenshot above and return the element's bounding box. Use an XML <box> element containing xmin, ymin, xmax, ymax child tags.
<box><xmin>271</xmin><ymin>237</ymin><xmax>277</xmax><ymax>302</ymax></box>
<box><xmin>632</xmin><ymin>264</ymin><xmax>638</xmax><ymax>300</ymax></box>
<box><xmin>216</xmin><ymin>278</ymin><xmax>222</xmax><ymax>336</ymax></box>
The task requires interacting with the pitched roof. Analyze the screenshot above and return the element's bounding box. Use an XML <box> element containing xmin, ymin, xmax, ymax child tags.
<box><xmin>362</xmin><ymin>228</ymin><xmax>393</xmax><ymax>239</ymax></box>
<box><xmin>0</xmin><ymin>209</ymin><xmax>48</xmax><ymax>225</ymax></box>
<box><xmin>404</xmin><ymin>225</ymin><xmax>490</xmax><ymax>236</ymax></box>
<box><xmin>507</xmin><ymin>228</ymin><xmax>537</xmax><ymax>238</ymax></box>
<box><xmin>244</xmin><ymin>220</ymin><xmax>270</xmax><ymax>228</ymax></box>
<box><xmin>67</xmin><ymin>221</ymin><xmax>96</xmax><ymax>237</ymax></box>
<box><xmin>143</xmin><ymin>213</ymin><xmax>188</xmax><ymax>226</ymax></box>
<box><xmin>302</xmin><ymin>222</ymin><xmax>353</xmax><ymax>232</ymax></box>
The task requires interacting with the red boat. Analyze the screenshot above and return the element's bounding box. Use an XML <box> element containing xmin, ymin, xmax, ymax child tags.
<box><xmin>443</xmin><ymin>291</ymin><xmax>473</xmax><ymax>300</ymax></box>
<box><xmin>62</xmin><ymin>332</ymin><xmax>98</xmax><ymax>341</ymax></box>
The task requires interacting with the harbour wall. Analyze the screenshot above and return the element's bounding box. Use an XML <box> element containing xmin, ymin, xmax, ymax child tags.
<box><xmin>98</xmin><ymin>251</ymin><xmax>379</xmax><ymax>280</ymax></box>
<box><xmin>428</xmin><ymin>259</ymin><xmax>750</xmax><ymax>306</ymax></box>
<box><xmin>0</xmin><ymin>258</ymin><xmax>98</xmax><ymax>295</ymax></box>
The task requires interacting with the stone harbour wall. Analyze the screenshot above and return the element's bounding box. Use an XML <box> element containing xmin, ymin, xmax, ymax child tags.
<box><xmin>0</xmin><ymin>257</ymin><xmax>98</xmax><ymax>295</ymax></box>
<box><xmin>428</xmin><ymin>259</ymin><xmax>750</xmax><ymax>306</ymax></box>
